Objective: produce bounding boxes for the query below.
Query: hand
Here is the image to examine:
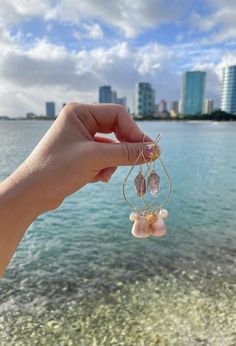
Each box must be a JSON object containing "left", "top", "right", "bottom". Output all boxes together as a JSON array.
[
  {"left": 0, "top": 103, "right": 159, "bottom": 275},
  {"left": 16, "top": 103, "right": 158, "bottom": 213}
]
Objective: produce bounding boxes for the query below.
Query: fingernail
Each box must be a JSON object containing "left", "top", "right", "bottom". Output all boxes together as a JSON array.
[{"left": 144, "top": 143, "right": 160, "bottom": 160}]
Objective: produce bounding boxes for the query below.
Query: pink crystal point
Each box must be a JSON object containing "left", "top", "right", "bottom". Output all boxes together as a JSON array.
[
  {"left": 147, "top": 170, "right": 160, "bottom": 196},
  {"left": 151, "top": 216, "right": 166, "bottom": 237},
  {"left": 134, "top": 171, "right": 146, "bottom": 197},
  {"left": 131, "top": 216, "right": 151, "bottom": 239}
]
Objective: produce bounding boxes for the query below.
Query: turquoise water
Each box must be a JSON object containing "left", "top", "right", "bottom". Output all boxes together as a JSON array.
[{"left": 0, "top": 120, "right": 236, "bottom": 345}]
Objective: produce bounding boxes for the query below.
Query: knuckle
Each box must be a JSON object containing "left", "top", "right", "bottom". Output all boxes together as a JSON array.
[
  {"left": 122, "top": 142, "right": 134, "bottom": 164},
  {"left": 59, "top": 102, "right": 79, "bottom": 119}
]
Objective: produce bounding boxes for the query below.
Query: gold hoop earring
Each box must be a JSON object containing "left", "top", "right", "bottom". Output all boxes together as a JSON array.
[{"left": 122, "top": 134, "right": 172, "bottom": 239}]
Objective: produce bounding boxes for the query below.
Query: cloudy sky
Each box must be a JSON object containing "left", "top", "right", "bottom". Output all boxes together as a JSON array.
[{"left": 0, "top": 0, "right": 236, "bottom": 116}]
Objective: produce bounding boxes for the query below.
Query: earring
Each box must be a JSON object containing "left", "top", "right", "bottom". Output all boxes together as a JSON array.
[{"left": 122, "top": 134, "right": 172, "bottom": 239}]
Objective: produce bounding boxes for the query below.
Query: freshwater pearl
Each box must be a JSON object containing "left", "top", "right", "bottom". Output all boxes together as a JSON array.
[
  {"left": 147, "top": 212, "right": 158, "bottom": 224},
  {"left": 151, "top": 217, "right": 166, "bottom": 237},
  {"left": 159, "top": 209, "right": 168, "bottom": 219},
  {"left": 129, "top": 212, "right": 138, "bottom": 221},
  {"left": 131, "top": 216, "right": 151, "bottom": 239}
]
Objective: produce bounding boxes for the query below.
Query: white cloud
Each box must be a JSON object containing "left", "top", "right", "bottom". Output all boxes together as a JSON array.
[
  {"left": 84, "top": 23, "right": 104, "bottom": 39},
  {"left": 74, "top": 23, "right": 104, "bottom": 40},
  {"left": 0, "top": 0, "right": 190, "bottom": 39},
  {"left": 0, "top": 0, "right": 50, "bottom": 25},
  {"left": 191, "top": 0, "right": 236, "bottom": 44},
  {"left": 47, "top": 0, "right": 190, "bottom": 38}
]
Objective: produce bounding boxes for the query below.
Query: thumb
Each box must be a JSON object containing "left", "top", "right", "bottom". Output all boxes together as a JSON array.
[{"left": 96, "top": 141, "right": 160, "bottom": 167}]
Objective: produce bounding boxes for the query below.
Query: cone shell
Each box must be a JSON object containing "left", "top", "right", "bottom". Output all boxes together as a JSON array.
[
  {"left": 151, "top": 217, "right": 166, "bottom": 237},
  {"left": 131, "top": 216, "right": 151, "bottom": 239}
]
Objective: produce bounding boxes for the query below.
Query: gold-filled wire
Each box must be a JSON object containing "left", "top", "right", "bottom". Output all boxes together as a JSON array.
[{"left": 122, "top": 134, "right": 172, "bottom": 213}]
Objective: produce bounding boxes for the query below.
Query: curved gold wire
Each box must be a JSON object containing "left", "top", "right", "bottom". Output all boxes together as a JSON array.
[
  {"left": 122, "top": 134, "right": 163, "bottom": 213},
  {"left": 145, "top": 157, "right": 172, "bottom": 213},
  {"left": 122, "top": 133, "right": 172, "bottom": 213}
]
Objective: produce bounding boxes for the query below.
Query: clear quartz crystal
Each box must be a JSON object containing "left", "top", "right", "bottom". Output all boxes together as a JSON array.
[
  {"left": 134, "top": 171, "right": 146, "bottom": 197},
  {"left": 147, "top": 170, "right": 160, "bottom": 195}
]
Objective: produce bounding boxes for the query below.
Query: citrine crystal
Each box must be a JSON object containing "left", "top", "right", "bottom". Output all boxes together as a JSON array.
[{"left": 147, "top": 170, "right": 160, "bottom": 195}]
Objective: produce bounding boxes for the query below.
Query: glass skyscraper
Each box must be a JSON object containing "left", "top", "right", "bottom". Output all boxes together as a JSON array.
[
  {"left": 99, "top": 85, "right": 112, "bottom": 103},
  {"left": 221, "top": 65, "right": 236, "bottom": 114},
  {"left": 134, "top": 82, "right": 155, "bottom": 116},
  {"left": 46, "top": 102, "right": 55, "bottom": 118},
  {"left": 181, "top": 71, "right": 206, "bottom": 115}
]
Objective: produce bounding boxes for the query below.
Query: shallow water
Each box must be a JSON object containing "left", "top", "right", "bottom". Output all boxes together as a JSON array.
[{"left": 0, "top": 120, "right": 236, "bottom": 345}]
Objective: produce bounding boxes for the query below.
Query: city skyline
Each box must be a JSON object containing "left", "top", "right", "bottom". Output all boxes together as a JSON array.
[
  {"left": 20, "top": 65, "right": 235, "bottom": 118},
  {"left": 0, "top": 1, "right": 236, "bottom": 116}
]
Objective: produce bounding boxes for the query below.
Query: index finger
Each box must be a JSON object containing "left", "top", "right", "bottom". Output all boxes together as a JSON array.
[{"left": 70, "top": 103, "right": 153, "bottom": 143}]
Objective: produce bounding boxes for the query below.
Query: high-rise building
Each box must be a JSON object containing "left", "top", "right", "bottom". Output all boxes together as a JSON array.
[
  {"left": 181, "top": 71, "right": 206, "bottom": 115},
  {"left": 221, "top": 65, "right": 236, "bottom": 114},
  {"left": 111, "top": 91, "right": 117, "bottom": 103},
  {"left": 170, "top": 101, "right": 179, "bottom": 117},
  {"left": 115, "top": 97, "right": 127, "bottom": 108},
  {"left": 170, "top": 101, "right": 179, "bottom": 113},
  {"left": 134, "top": 82, "right": 155, "bottom": 116},
  {"left": 99, "top": 85, "right": 112, "bottom": 103},
  {"left": 205, "top": 99, "right": 214, "bottom": 114},
  {"left": 159, "top": 99, "right": 167, "bottom": 113},
  {"left": 46, "top": 102, "right": 55, "bottom": 118}
]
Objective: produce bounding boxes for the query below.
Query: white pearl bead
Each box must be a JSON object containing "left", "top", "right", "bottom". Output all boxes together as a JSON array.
[
  {"left": 129, "top": 212, "right": 138, "bottom": 221},
  {"left": 159, "top": 209, "right": 168, "bottom": 218}
]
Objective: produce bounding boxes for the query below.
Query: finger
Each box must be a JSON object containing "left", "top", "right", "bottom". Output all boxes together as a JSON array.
[
  {"left": 93, "top": 166, "right": 117, "bottom": 183},
  {"left": 94, "top": 135, "right": 116, "bottom": 144},
  {"left": 95, "top": 141, "right": 160, "bottom": 167},
  {"left": 69, "top": 103, "right": 153, "bottom": 143}
]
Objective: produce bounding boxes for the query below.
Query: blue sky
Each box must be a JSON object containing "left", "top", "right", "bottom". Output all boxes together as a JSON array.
[{"left": 0, "top": 0, "right": 236, "bottom": 116}]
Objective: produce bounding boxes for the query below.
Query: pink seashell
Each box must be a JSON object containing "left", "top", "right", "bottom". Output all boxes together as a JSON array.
[
  {"left": 151, "top": 217, "right": 166, "bottom": 237},
  {"left": 131, "top": 216, "right": 151, "bottom": 239}
]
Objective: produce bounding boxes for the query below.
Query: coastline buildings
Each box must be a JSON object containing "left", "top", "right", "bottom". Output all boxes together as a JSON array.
[
  {"left": 181, "top": 71, "right": 206, "bottom": 115},
  {"left": 99, "top": 85, "right": 127, "bottom": 108},
  {"left": 221, "top": 65, "right": 236, "bottom": 114},
  {"left": 115, "top": 96, "right": 127, "bottom": 108},
  {"left": 158, "top": 99, "right": 167, "bottom": 113},
  {"left": 170, "top": 101, "right": 179, "bottom": 117},
  {"left": 134, "top": 82, "right": 155, "bottom": 117},
  {"left": 205, "top": 99, "right": 214, "bottom": 114},
  {"left": 99, "top": 85, "right": 112, "bottom": 103},
  {"left": 46, "top": 102, "right": 55, "bottom": 118}
]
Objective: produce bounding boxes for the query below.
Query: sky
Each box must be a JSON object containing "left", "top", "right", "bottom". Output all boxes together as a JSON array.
[{"left": 0, "top": 0, "right": 236, "bottom": 116}]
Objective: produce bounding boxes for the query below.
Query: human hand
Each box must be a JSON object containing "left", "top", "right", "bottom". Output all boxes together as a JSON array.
[
  {"left": 0, "top": 103, "right": 161, "bottom": 275},
  {"left": 12, "top": 103, "right": 159, "bottom": 213}
]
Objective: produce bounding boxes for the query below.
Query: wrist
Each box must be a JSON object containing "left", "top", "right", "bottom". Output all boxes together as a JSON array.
[
  {"left": 0, "top": 164, "right": 46, "bottom": 276},
  {"left": 1, "top": 161, "right": 57, "bottom": 218},
  {"left": 0, "top": 165, "right": 44, "bottom": 220}
]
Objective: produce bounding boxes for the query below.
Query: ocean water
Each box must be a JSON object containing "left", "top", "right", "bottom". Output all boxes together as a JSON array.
[{"left": 0, "top": 120, "right": 235, "bottom": 346}]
